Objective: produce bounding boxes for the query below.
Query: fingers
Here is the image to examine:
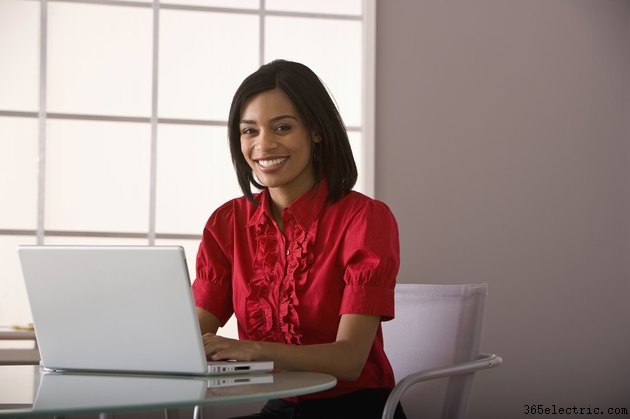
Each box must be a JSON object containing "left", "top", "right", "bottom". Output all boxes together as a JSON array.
[
  {"left": 202, "top": 334, "right": 236, "bottom": 360},
  {"left": 202, "top": 336, "right": 258, "bottom": 362}
]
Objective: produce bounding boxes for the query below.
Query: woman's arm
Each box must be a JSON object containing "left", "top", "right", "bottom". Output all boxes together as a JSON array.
[
  {"left": 196, "top": 307, "right": 221, "bottom": 335},
  {"left": 201, "top": 313, "right": 380, "bottom": 381}
]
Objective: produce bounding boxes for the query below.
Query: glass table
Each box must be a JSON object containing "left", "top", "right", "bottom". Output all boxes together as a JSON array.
[{"left": 0, "top": 365, "right": 337, "bottom": 417}]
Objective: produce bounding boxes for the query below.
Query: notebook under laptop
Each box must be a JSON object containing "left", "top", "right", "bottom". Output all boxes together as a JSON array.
[{"left": 17, "top": 245, "right": 273, "bottom": 376}]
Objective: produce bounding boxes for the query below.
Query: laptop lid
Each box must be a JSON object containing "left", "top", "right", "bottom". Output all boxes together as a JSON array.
[{"left": 17, "top": 245, "right": 272, "bottom": 376}]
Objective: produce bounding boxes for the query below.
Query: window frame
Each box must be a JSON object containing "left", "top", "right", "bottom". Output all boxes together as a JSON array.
[{"left": 0, "top": 0, "right": 376, "bottom": 324}]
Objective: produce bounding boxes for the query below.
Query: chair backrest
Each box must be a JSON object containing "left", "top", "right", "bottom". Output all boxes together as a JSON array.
[{"left": 382, "top": 283, "right": 487, "bottom": 419}]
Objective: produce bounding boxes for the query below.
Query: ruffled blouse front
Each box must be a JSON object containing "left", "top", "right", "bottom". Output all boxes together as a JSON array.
[
  {"left": 245, "top": 208, "right": 314, "bottom": 344},
  {"left": 192, "top": 180, "right": 400, "bottom": 397}
]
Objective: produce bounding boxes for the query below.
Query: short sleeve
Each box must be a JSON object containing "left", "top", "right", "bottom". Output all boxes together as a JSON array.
[
  {"left": 340, "top": 199, "right": 400, "bottom": 320},
  {"left": 191, "top": 201, "right": 235, "bottom": 326}
]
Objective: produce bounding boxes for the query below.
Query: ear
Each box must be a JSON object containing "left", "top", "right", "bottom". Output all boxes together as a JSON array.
[{"left": 312, "top": 132, "right": 321, "bottom": 143}]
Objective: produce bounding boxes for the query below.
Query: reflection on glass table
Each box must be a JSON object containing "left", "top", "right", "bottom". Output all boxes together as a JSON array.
[{"left": 0, "top": 365, "right": 337, "bottom": 417}]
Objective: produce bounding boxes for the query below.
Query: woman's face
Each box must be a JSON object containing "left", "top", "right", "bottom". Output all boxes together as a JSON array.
[{"left": 240, "top": 88, "right": 319, "bottom": 205}]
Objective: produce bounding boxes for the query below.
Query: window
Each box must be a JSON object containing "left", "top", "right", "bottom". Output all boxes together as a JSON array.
[{"left": 0, "top": 0, "right": 375, "bottom": 326}]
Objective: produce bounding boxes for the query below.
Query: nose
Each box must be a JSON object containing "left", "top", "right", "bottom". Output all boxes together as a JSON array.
[{"left": 254, "top": 129, "right": 277, "bottom": 151}]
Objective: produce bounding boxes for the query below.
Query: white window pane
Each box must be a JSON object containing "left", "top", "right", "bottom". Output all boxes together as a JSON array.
[
  {"left": 0, "top": 0, "right": 39, "bottom": 111},
  {"left": 0, "top": 235, "right": 37, "bottom": 326},
  {"left": 265, "top": 17, "right": 362, "bottom": 127},
  {"left": 159, "top": 11, "right": 259, "bottom": 120},
  {"left": 156, "top": 124, "right": 240, "bottom": 235},
  {"left": 0, "top": 117, "right": 38, "bottom": 230},
  {"left": 45, "top": 120, "right": 151, "bottom": 232},
  {"left": 47, "top": 3, "right": 152, "bottom": 116},
  {"left": 155, "top": 238, "right": 202, "bottom": 285},
  {"left": 161, "top": 0, "right": 259, "bottom": 9},
  {"left": 266, "top": 0, "right": 361, "bottom": 15},
  {"left": 348, "top": 131, "right": 366, "bottom": 195}
]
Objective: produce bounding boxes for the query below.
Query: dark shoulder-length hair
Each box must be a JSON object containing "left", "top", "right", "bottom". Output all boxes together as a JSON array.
[{"left": 228, "top": 59, "right": 357, "bottom": 203}]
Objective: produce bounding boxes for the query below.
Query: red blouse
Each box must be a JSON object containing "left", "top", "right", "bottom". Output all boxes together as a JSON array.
[{"left": 192, "top": 180, "right": 400, "bottom": 399}]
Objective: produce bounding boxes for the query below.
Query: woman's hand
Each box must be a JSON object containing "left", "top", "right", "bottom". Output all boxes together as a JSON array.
[
  {"left": 199, "top": 313, "right": 380, "bottom": 381},
  {"left": 202, "top": 333, "right": 262, "bottom": 362}
]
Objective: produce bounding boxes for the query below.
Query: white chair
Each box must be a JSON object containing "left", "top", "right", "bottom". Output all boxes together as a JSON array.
[{"left": 381, "top": 283, "right": 502, "bottom": 419}]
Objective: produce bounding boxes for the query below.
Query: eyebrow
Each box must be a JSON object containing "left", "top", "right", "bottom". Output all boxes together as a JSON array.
[{"left": 240, "top": 114, "right": 299, "bottom": 125}]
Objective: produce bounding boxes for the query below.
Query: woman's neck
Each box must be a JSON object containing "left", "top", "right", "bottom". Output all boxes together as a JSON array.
[
  {"left": 267, "top": 179, "right": 317, "bottom": 233},
  {"left": 270, "top": 203, "right": 284, "bottom": 233}
]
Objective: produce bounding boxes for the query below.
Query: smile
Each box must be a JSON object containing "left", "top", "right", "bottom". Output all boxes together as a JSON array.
[{"left": 256, "top": 157, "right": 288, "bottom": 168}]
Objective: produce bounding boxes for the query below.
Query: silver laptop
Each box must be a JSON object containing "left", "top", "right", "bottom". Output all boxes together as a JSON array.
[{"left": 17, "top": 245, "right": 273, "bottom": 376}]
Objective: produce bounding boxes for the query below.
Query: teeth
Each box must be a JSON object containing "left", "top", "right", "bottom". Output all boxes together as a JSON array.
[{"left": 257, "top": 158, "right": 286, "bottom": 167}]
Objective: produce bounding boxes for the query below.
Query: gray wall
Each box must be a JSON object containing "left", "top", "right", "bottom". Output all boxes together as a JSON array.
[{"left": 375, "top": 1, "right": 630, "bottom": 417}]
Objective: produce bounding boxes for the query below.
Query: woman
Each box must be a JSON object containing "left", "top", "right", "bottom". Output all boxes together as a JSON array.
[{"left": 192, "top": 60, "right": 405, "bottom": 419}]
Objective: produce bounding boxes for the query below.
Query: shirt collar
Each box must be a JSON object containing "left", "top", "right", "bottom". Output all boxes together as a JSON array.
[{"left": 248, "top": 179, "right": 329, "bottom": 230}]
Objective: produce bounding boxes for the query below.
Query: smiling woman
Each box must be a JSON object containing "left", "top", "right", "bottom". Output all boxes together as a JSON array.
[
  {"left": 228, "top": 61, "right": 359, "bottom": 207},
  {"left": 192, "top": 60, "right": 405, "bottom": 419},
  {"left": 239, "top": 89, "right": 318, "bottom": 215}
]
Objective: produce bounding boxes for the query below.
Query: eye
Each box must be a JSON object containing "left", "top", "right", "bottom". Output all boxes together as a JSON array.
[
  {"left": 241, "top": 127, "right": 257, "bottom": 136},
  {"left": 274, "top": 124, "right": 291, "bottom": 133}
]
